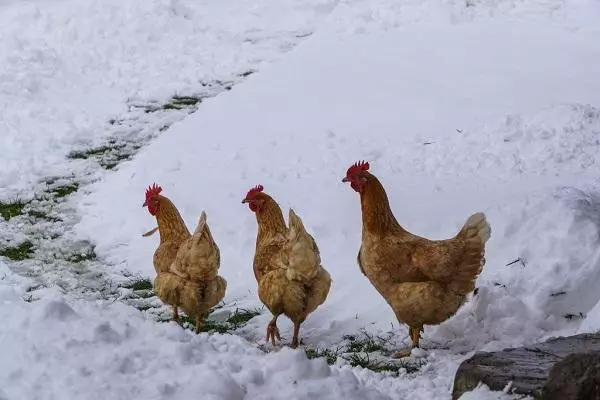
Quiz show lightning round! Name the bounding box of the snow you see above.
[2,0,600,398]
[0,0,335,196]
[0,263,389,400]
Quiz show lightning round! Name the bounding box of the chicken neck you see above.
[359,176,405,235]
[255,198,287,241]
[155,196,191,244]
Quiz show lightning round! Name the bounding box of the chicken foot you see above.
[266,315,282,346]
[394,325,423,358]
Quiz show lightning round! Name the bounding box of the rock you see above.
[452,333,600,399]
[542,351,600,400]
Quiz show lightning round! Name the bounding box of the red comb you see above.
[346,160,370,176]
[145,183,162,202]
[246,184,264,198]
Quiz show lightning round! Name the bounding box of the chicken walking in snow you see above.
[242,184,331,348]
[342,161,491,357]
[142,183,226,333]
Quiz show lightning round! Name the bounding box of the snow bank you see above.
[0,0,334,195]
[0,263,391,400]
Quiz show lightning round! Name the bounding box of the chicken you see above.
[341,161,491,357]
[142,184,227,333]
[242,185,331,348]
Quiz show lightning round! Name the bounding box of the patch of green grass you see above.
[162,103,183,110]
[122,278,153,291]
[176,305,263,334]
[343,332,385,353]
[305,347,340,365]
[0,241,35,261]
[68,142,131,170]
[0,198,28,221]
[68,248,97,263]
[68,146,115,160]
[100,156,131,170]
[26,210,61,222]
[48,183,79,198]
[226,307,263,328]
[176,314,228,333]
[346,353,425,375]
[333,330,428,375]
[134,304,154,312]
[346,353,400,374]
[171,96,201,106]
[200,319,231,334]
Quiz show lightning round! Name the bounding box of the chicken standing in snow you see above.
[242,185,331,348]
[342,161,491,357]
[142,183,226,333]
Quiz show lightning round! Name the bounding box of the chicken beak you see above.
[241,199,248,204]
[341,177,350,183]
[142,201,147,207]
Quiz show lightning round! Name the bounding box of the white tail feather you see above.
[194,211,207,235]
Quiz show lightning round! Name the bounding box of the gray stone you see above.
[452,333,600,399]
[542,351,600,400]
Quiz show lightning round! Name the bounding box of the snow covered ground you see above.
[0,0,335,195]
[2,0,600,398]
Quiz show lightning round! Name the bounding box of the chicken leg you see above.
[266,314,281,346]
[173,306,180,324]
[195,316,204,334]
[291,321,302,349]
[394,325,423,358]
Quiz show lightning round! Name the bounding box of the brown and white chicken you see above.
[342,161,491,357]
[242,185,331,348]
[143,184,226,333]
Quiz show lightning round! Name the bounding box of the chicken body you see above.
[244,190,331,348]
[344,164,491,357]
[144,190,226,332]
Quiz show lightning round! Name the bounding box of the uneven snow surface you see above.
[2,0,600,398]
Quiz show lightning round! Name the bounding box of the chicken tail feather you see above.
[193,211,207,235]
[451,212,491,294]
[285,208,321,282]
[170,210,220,282]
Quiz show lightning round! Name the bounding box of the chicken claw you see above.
[266,316,281,346]
[394,325,423,359]
[394,348,413,358]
